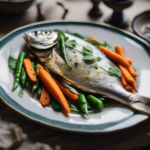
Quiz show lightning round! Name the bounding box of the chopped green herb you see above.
[62,82,79,94]
[69,104,79,111]
[82,55,102,62]
[8,49,17,72]
[65,30,85,39]
[18,89,24,97]
[65,40,77,49]
[96,57,102,61]
[91,66,121,77]
[82,45,93,55]
[108,66,121,77]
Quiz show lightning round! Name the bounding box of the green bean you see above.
[32,77,40,92]
[12,52,25,91]
[51,96,61,111]
[78,93,88,114]
[20,66,26,89]
[59,34,72,68]
[87,95,104,109]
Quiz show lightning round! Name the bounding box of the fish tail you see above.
[131,95,150,115]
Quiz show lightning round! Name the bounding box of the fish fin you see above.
[131,95,150,115]
[44,67,75,85]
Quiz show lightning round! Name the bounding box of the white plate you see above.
[0,21,149,133]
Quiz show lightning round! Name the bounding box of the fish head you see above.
[24,30,59,50]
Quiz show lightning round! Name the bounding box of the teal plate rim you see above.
[0,21,149,133]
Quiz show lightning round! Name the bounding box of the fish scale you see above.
[24,30,150,115]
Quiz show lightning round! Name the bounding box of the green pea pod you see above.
[78,93,88,114]
[12,52,26,91]
[51,96,61,111]
[32,77,40,92]
[97,97,105,101]
[87,95,104,109]
[59,34,72,68]
[20,66,26,89]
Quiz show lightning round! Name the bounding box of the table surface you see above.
[0,0,150,150]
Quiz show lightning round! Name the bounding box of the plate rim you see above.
[0,20,149,133]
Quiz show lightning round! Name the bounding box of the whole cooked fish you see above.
[24,30,150,115]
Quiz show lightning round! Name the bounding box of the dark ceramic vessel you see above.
[0,0,34,14]
[132,10,150,44]
[89,0,103,17]
[103,0,135,28]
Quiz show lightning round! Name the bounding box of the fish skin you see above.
[24,32,150,115]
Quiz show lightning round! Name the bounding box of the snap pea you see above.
[59,33,72,68]
[20,66,26,89]
[97,97,105,101]
[32,77,40,92]
[78,93,88,114]
[12,52,26,91]
[87,95,104,109]
[51,96,61,111]
[37,84,42,97]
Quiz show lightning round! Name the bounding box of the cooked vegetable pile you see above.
[8,30,138,117]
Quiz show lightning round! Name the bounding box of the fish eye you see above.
[42,31,50,35]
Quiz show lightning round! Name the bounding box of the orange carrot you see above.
[127,66,137,78]
[38,69,71,113]
[40,85,50,107]
[23,59,37,83]
[115,45,125,58]
[126,58,132,65]
[115,46,137,78]
[29,52,35,60]
[119,65,137,91]
[36,63,44,74]
[120,75,127,87]
[124,84,134,93]
[53,78,78,100]
[88,36,103,44]
[100,46,130,68]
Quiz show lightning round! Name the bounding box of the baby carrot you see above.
[126,58,132,65]
[115,45,125,58]
[115,46,137,78]
[120,75,127,87]
[38,69,71,113]
[36,63,44,74]
[40,85,50,107]
[23,59,37,83]
[53,78,78,100]
[87,36,103,44]
[119,65,137,91]
[29,52,35,60]
[128,66,137,78]
[100,46,130,68]
[124,84,134,93]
